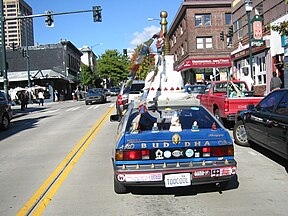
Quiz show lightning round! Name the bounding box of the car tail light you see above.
[224,101,229,112]
[202,147,211,157]
[115,150,151,161]
[117,95,123,105]
[211,146,234,157]
[124,150,141,160]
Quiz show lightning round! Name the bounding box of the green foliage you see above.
[96,49,130,86]
[131,45,155,80]
[80,63,102,88]
[270,21,288,36]
[269,0,288,36]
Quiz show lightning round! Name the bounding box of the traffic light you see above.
[227,25,233,38]
[22,48,26,57]
[93,6,102,22]
[123,49,127,56]
[45,11,54,27]
[220,31,224,41]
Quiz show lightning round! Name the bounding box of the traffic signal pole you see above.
[1,6,101,96]
[0,0,8,96]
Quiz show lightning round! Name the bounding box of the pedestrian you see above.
[54,90,59,102]
[18,91,26,110]
[38,90,45,106]
[240,70,254,91]
[24,91,29,108]
[270,71,282,92]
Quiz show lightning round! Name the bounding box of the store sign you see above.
[252,40,264,47]
[284,47,288,57]
[176,57,231,71]
[281,35,288,47]
[252,15,263,47]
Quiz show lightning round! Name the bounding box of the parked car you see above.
[184,84,206,96]
[196,80,263,124]
[233,88,288,162]
[103,88,111,96]
[109,87,120,96]
[0,91,13,130]
[116,80,145,117]
[110,99,237,194]
[85,88,107,105]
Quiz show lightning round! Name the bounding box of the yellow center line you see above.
[17,106,115,216]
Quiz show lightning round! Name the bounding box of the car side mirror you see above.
[110,114,121,122]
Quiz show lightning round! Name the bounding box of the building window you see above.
[255,54,266,85]
[181,44,184,55]
[196,37,213,49]
[234,18,243,39]
[225,13,232,25]
[180,24,183,35]
[195,14,211,27]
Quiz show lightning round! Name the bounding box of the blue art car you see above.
[110,99,237,194]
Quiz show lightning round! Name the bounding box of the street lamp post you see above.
[25,18,32,103]
[0,0,8,96]
[245,0,253,80]
[90,43,104,50]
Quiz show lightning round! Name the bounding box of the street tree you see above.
[80,63,102,89]
[269,0,288,36]
[130,45,155,80]
[96,49,130,87]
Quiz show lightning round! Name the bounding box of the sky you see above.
[24,0,184,55]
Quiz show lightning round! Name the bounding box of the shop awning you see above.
[175,57,232,71]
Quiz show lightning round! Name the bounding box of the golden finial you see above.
[160,11,170,55]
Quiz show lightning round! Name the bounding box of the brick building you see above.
[231,0,288,95]
[167,0,233,84]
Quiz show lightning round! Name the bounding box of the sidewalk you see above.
[11,101,57,119]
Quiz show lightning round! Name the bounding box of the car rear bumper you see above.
[114,160,237,187]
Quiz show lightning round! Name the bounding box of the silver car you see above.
[85,88,107,105]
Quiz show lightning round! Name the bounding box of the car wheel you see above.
[114,178,128,194]
[85,101,89,105]
[233,120,250,146]
[214,109,223,124]
[1,114,10,130]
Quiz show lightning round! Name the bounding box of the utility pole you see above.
[25,18,32,103]
[0,0,8,96]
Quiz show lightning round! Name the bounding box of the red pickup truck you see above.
[197,80,264,123]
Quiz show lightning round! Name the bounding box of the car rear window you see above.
[126,106,218,132]
[130,84,145,93]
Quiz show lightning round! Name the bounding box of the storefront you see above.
[175,57,232,84]
[231,42,269,96]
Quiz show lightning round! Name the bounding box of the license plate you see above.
[164,173,191,188]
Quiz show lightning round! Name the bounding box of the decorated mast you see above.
[144,11,187,103]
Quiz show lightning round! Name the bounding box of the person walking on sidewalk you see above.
[18,91,26,110]
[38,91,45,106]
[270,71,282,92]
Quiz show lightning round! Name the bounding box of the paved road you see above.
[0,99,287,216]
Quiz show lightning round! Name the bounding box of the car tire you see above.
[1,114,10,130]
[233,120,250,146]
[214,109,223,124]
[114,178,128,194]
[85,101,89,105]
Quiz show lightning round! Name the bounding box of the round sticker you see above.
[185,149,194,157]
[164,150,171,158]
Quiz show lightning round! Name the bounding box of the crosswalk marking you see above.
[46,109,60,113]
[66,107,80,112]
[88,105,100,110]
